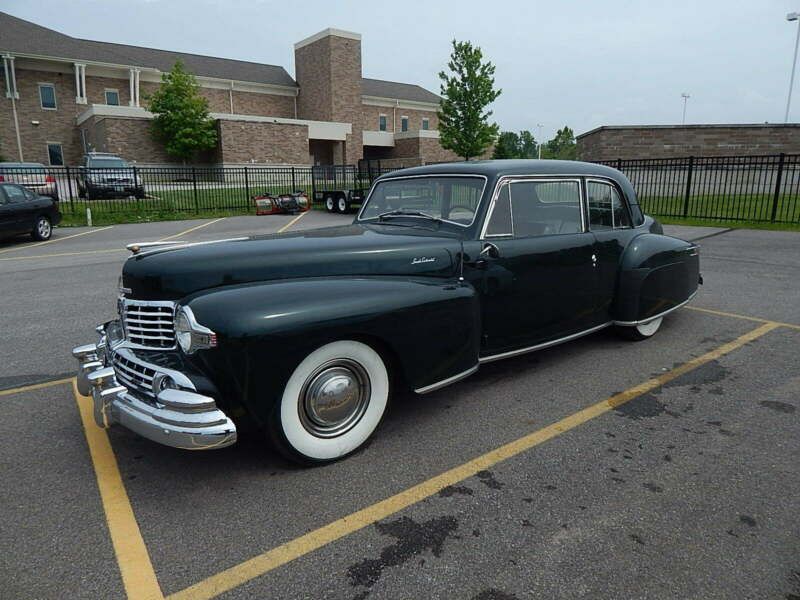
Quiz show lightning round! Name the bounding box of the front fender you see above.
[615,233,700,323]
[183,277,481,426]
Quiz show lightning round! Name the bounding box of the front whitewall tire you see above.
[277,340,389,462]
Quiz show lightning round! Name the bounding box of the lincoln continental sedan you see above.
[73,160,701,464]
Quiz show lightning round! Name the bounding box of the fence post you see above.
[244,166,250,201]
[64,165,74,209]
[771,153,785,223]
[291,166,296,192]
[616,158,622,171]
[132,165,139,207]
[192,166,199,213]
[682,156,694,217]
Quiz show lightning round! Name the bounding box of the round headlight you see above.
[174,309,192,353]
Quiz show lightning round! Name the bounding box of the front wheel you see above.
[269,340,389,465]
[336,192,350,214]
[615,317,663,341]
[32,215,52,241]
[325,195,335,212]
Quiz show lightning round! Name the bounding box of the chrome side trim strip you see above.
[414,364,479,394]
[479,322,614,364]
[613,290,698,327]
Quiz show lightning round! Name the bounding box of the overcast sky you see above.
[4,0,799,140]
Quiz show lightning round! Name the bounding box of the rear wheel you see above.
[336,192,350,214]
[32,215,52,241]
[616,317,663,341]
[269,340,390,465]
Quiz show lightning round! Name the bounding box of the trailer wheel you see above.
[325,194,335,212]
[336,192,350,214]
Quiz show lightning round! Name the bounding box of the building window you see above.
[422,118,430,130]
[104,89,120,106]
[379,114,387,131]
[401,116,408,132]
[47,143,64,166]
[39,84,57,110]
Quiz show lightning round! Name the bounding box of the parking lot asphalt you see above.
[1,215,798,600]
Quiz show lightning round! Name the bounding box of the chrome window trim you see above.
[586,177,634,231]
[356,173,489,228]
[479,176,586,240]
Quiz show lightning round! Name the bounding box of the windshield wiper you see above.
[377,210,441,223]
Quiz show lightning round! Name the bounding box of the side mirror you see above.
[480,242,500,260]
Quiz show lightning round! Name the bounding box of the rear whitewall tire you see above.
[616,316,663,341]
[274,340,389,464]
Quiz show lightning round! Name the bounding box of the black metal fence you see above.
[595,153,800,223]
[0,164,400,217]
[2,154,799,224]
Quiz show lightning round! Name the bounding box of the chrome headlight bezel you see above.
[174,306,217,354]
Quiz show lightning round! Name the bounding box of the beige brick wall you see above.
[85,75,131,106]
[1,68,84,164]
[358,105,438,134]
[217,120,309,164]
[577,125,800,161]
[80,115,178,164]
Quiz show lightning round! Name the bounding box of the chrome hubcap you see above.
[299,359,370,438]
[38,219,50,237]
[338,198,346,211]
[326,197,334,210]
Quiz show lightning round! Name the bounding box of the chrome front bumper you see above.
[72,325,237,450]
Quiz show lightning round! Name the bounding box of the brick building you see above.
[576,123,800,162]
[0,12,462,166]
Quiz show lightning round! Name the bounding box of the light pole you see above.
[785,12,800,123]
[681,93,690,124]
[537,123,544,159]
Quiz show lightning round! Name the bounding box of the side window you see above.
[422,118,429,130]
[509,180,582,237]
[379,115,387,131]
[4,185,28,203]
[39,84,57,109]
[587,180,631,230]
[401,116,408,132]
[485,184,512,237]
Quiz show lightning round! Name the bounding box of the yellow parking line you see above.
[0,376,73,397]
[0,248,124,262]
[73,380,164,600]
[686,305,800,330]
[168,321,780,600]
[158,218,224,242]
[277,211,306,233]
[0,226,114,255]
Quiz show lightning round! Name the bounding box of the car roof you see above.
[376,159,639,204]
[0,162,46,168]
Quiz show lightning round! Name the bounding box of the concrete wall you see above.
[577,124,800,161]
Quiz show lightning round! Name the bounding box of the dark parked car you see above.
[0,162,59,200]
[74,160,701,464]
[77,152,145,200]
[0,182,62,241]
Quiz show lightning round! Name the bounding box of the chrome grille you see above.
[111,351,156,400]
[120,298,176,349]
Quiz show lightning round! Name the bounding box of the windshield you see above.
[359,176,485,226]
[88,158,129,168]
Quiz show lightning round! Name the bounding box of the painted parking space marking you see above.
[0,376,73,396]
[686,305,800,330]
[0,247,125,262]
[165,321,780,600]
[72,380,164,600]
[157,218,224,242]
[277,211,307,233]
[0,225,114,256]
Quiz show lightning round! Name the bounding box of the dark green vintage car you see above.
[74,160,701,464]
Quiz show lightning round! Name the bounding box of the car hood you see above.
[122,223,463,300]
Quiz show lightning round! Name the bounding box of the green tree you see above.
[438,40,502,160]
[493,131,520,159]
[147,60,218,161]
[541,126,577,160]
[492,130,538,159]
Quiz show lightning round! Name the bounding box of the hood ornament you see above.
[126,240,187,255]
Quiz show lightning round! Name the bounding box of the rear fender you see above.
[184,277,481,426]
[614,233,700,324]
